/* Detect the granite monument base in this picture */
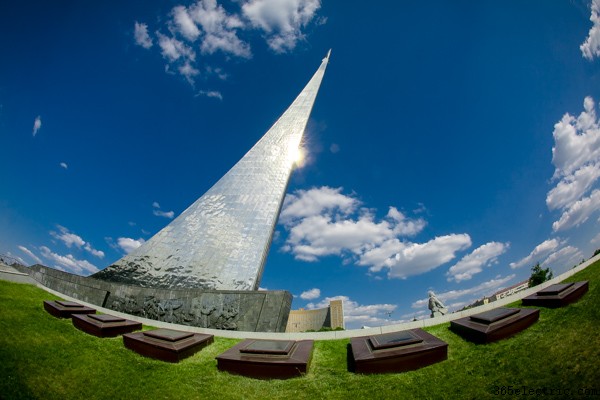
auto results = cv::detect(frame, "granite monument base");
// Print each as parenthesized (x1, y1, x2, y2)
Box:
(348, 329, 448, 374)
(216, 339, 313, 379)
(72, 313, 142, 337)
(450, 308, 539, 344)
(123, 329, 214, 362)
(522, 281, 589, 308)
(43, 300, 96, 319)
(26, 264, 291, 332)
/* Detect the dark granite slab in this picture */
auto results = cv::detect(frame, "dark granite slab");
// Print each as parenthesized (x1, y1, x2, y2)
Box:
(349, 329, 447, 374)
(216, 339, 314, 379)
(450, 307, 539, 344)
(71, 313, 141, 337)
(43, 300, 96, 319)
(123, 329, 214, 362)
(522, 281, 588, 308)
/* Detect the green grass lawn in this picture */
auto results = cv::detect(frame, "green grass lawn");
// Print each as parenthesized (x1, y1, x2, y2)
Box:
(1, 261, 599, 399)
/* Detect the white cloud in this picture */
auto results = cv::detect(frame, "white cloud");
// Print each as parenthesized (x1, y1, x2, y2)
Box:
(592, 231, 600, 245)
(172, 6, 201, 41)
(279, 186, 471, 279)
(581, 0, 600, 60)
(132, 0, 323, 86)
(411, 274, 516, 310)
(50, 225, 85, 248)
(552, 189, 600, 231)
(196, 90, 223, 100)
(547, 163, 600, 210)
(134, 22, 153, 49)
(179, 61, 200, 84)
(152, 202, 175, 219)
(32, 115, 42, 136)
(548, 97, 600, 233)
(307, 295, 397, 329)
(367, 234, 472, 279)
(299, 287, 320, 300)
(189, 0, 250, 58)
(542, 246, 583, 274)
(446, 241, 509, 282)
(18, 245, 42, 264)
(59, 162, 68, 169)
(242, 0, 322, 53)
(157, 33, 196, 63)
(117, 237, 146, 254)
(84, 244, 105, 259)
(50, 225, 104, 258)
(280, 186, 359, 224)
(550, 97, 600, 179)
(39, 246, 99, 275)
(509, 238, 562, 269)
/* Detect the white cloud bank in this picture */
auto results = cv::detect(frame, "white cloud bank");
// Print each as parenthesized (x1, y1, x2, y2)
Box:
(446, 241, 509, 282)
(18, 245, 42, 264)
(548, 96, 600, 232)
(39, 246, 99, 275)
(50, 225, 104, 258)
(242, 0, 323, 53)
(509, 238, 583, 275)
(279, 186, 476, 280)
(133, 0, 323, 85)
(581, 0, 600, 60)
(299, 287, 320, 300)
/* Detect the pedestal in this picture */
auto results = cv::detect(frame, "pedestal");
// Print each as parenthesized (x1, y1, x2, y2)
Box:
(349, 329, 447, 374)
(216, 339, 313, 379)
(450, 308, 539, 344)
(123, 329, 214, 362)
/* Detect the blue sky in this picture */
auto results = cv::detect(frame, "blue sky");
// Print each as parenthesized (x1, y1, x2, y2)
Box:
(1, 1, 600, 329)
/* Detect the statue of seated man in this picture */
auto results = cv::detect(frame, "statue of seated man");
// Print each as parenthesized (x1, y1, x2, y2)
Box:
(428, 291, 448, 318)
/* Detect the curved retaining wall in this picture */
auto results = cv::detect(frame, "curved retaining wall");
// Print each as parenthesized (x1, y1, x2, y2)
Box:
(23, 253, 600, 340)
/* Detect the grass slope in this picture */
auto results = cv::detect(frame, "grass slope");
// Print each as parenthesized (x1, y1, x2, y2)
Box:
(1, 261, 599, 399)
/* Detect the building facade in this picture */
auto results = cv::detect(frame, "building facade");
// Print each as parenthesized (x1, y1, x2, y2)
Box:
(285, 299, 344, 332)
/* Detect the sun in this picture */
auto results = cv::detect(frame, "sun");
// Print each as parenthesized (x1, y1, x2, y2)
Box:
(287, 142, 306, 168)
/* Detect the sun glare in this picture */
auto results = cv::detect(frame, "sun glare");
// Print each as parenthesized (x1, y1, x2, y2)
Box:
(287, 142, 306, 167)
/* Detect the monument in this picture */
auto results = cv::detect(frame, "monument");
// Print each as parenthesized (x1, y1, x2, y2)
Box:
(93, 50, 331, 291)
(25, 51, 331, 332)
(428, 291, 448, 318)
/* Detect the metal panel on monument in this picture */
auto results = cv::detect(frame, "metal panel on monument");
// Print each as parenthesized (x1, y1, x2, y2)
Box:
(92, 52, 331, 292)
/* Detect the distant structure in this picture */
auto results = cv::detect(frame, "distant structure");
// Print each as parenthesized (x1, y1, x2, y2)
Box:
(459, 280, 530, 311)
(0, 253, 25, 268)
(428, 291, 448, 318)
(93, 51, 331, 291)
(285, 299, 344, 332)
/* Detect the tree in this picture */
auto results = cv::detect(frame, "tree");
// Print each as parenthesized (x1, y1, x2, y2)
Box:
(528, 263, 553, 288)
